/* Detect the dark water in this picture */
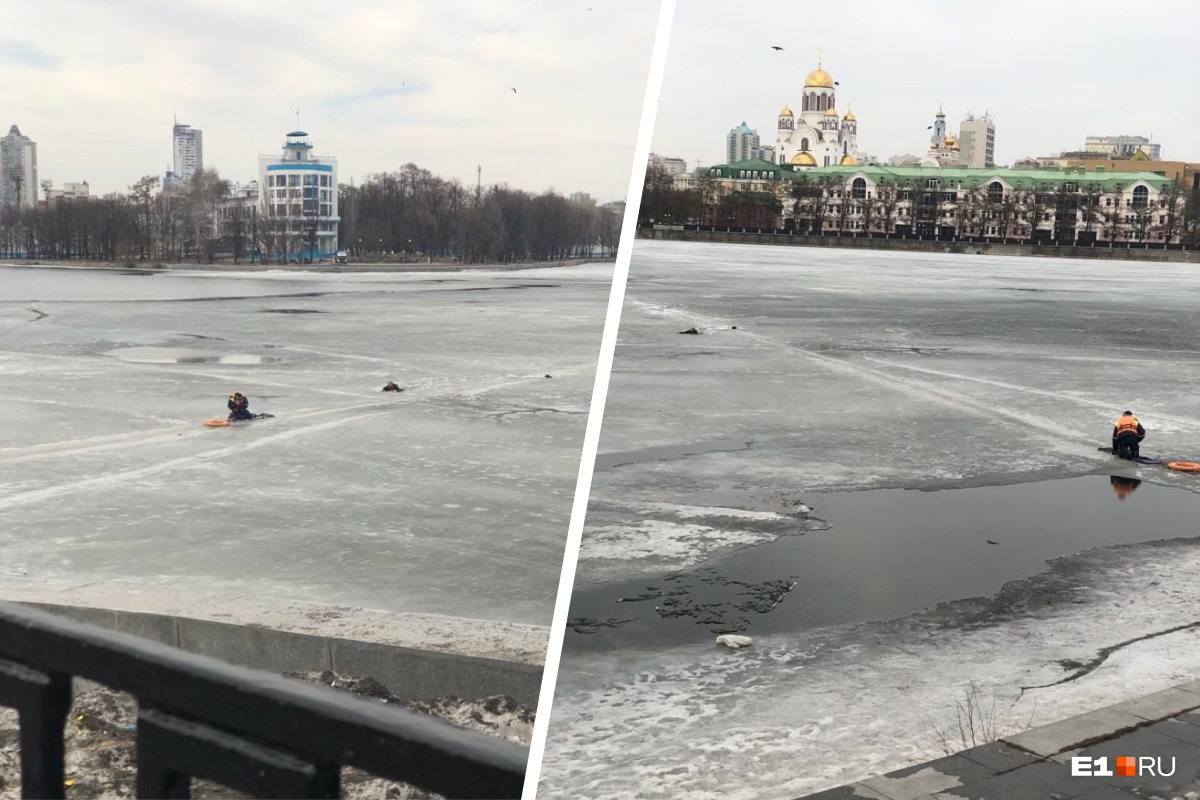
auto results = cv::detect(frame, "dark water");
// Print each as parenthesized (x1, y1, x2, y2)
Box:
(566, 475, 1200, 651)
(104, 347, 282, 365)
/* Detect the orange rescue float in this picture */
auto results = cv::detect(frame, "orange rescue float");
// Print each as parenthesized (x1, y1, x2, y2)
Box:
(1165, 461, 1200, 473)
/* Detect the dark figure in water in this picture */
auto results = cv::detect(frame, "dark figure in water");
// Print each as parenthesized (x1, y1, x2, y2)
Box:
(1112, 410, 1146, 460)
(1110, 475, 1142, 501)
(382, 381, 404, 392)
(228, 391, 254, 420)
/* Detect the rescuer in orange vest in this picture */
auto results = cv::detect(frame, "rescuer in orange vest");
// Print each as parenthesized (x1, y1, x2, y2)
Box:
(1112, 411, 1146, 460)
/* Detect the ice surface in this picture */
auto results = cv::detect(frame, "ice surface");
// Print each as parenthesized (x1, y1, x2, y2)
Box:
(0, 262, 612, 632)
(538, 243, 1200, 799)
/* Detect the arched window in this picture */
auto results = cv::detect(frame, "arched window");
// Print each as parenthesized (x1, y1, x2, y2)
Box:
(844, 142, 848, 155)
(802, 95, 808, 111)
(1132, 185, 1149, 208)
(801, 137, 809, 152)
(988, 181, 1004, 203)
(852, 178, 867, 199)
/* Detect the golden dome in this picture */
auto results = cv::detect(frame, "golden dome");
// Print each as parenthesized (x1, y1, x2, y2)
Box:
(804, 66, 834, 88)
(778, 105, 793, 117)
(935, 107, 945, 117)
(942, 134, 958, 149)
(791, 152, 817, 166)
(840, 154, 857, 166)
(843, 110, 856, 121)
(824, 106, 838, 116)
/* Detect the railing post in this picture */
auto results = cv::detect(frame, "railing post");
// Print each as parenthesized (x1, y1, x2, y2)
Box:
(0, 657, 72, 800)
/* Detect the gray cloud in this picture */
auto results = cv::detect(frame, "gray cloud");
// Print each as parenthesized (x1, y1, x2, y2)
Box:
(653, 0, 1200, 168)
(1, 0, 659, 200)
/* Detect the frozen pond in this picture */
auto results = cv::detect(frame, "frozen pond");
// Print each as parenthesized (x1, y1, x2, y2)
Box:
(538, 242, 1200, 799)
(0, 262, 612, 632)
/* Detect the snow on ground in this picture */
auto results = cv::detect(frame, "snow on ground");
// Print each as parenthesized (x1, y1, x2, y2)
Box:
(0, 262, 612, 646)
(537, 242, 1200, 799)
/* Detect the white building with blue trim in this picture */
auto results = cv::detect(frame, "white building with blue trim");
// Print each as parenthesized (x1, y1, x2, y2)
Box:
(257, 131, 339, 259)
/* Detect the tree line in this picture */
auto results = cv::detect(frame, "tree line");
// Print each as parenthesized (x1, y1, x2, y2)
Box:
(341, 164, 620, 263)
(639, 164, 1200, 247)
(0, 163, 620, 264)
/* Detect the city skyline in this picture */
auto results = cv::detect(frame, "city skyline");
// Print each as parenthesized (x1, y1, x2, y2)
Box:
(653, 0, 1200, 171)
(0, 0, 659, 201)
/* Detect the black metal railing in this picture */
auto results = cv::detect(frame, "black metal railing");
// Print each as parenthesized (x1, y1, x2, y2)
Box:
(0, 601, 528, 799)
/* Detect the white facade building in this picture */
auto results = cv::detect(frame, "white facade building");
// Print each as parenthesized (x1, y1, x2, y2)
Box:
(649, 153, 689, 177)
(1085, 135, 1161, 160)
(172, 122, 203, 182)
(772, 57, 859, 169)
(0, 125, 39, 208)
(958, 114, 996, 169)
(257, 131, 339, 259)
(40, 180, 90, 203)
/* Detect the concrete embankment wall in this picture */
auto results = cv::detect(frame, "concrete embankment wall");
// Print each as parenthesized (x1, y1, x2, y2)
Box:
(638, 228, 1200, 264)
(26, 602, 543, 707)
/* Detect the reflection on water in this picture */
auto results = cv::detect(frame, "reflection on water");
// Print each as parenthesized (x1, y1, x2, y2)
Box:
(1110, 475, 1142, 501)
(567, 474, 1200, 651)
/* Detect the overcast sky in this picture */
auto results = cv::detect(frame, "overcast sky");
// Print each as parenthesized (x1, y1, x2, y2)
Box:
(0, 0, 659, 201)
(652, 0, 1200, 169)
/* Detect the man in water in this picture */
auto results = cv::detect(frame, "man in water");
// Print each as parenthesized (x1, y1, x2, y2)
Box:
(228, 391, 254, 421)
(1112, 410, 1146, 460)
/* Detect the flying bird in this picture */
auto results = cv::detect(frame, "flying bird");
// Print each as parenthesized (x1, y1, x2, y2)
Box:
(986, 540, 999, 545)
(771, 45, 784, 51)
(834, 81, 840, 86)
(511, 87, 517, 94)
(926, 125, 933, 129)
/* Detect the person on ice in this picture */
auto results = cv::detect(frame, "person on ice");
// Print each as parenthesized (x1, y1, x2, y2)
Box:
(227, 391, 254, 421)
(1112, 410, 1146, 460)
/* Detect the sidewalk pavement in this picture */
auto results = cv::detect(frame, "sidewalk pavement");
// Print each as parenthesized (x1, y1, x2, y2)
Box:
(802, 680, 1200, 799)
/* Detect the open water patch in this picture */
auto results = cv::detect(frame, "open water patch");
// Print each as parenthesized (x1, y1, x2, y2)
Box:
(566, 474, 1200, 651)
(103, 346, 282, 365)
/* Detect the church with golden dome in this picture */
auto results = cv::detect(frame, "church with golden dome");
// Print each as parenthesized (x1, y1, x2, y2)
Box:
(772, 55, 860, 170)
(922, 107, 963, 167)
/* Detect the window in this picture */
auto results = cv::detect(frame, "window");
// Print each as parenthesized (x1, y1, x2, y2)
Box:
(320, 175, 330, 187)
(801, 138, 809, 151)
(288, 175, 300, 187)
(320, 204, 331, 216)
(1132, 185, 1149, 208)
(926, 178, 940, 189)
(851, 177, 866, 199)
(1064, 182, 1078, 192)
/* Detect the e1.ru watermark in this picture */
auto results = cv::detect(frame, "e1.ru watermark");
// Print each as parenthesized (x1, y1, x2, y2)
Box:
(1071, 756, 1175, 777)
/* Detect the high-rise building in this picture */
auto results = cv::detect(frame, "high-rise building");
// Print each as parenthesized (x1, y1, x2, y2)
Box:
(172, 121, 203, 183)
(1085, 135, 1160, 160)
(958, 114, 996, 169)
(0, 125, 39, 208)
(258, 130, 340, 259)
(727, 122, 761, 164)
